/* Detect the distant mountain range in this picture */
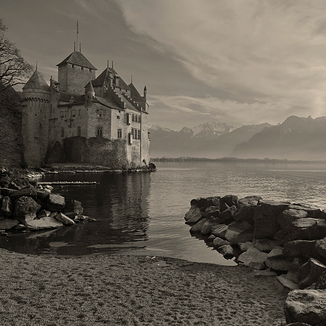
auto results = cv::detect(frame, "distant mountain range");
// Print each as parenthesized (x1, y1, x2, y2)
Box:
(149, 121, 271, 158)
(149, 116, 326, 160)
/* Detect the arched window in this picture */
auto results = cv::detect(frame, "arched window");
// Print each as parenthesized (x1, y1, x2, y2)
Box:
(77, 126, 81, 137)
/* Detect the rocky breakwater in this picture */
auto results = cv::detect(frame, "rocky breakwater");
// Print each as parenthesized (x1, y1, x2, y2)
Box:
(185, 195, 326, 326)
(0, 169, 91, 234)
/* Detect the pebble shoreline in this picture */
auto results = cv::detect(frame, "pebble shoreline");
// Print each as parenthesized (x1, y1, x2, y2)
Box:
(0, 249, 287, 326)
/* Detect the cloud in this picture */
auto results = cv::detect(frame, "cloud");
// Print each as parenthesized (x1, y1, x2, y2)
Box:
(117, 0, 326, 125)
(148, 94, 298, 130)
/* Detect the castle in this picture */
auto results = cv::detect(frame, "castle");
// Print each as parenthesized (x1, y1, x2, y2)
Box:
(21, 47, 150, 169)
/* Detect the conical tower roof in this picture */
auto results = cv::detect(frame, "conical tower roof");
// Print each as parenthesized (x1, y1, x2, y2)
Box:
(23, 70, 50, 91)
(85, 80, 95, 95)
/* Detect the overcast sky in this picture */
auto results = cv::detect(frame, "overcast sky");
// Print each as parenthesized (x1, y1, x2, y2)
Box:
(2, 0, 326, 130)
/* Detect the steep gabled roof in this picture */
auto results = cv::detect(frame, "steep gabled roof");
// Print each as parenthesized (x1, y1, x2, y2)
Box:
(128, 82, 144, 102)
(92, 69, 108, 87)
(23, 70, 50, 91)
(57, 51, 97, 70)
(92, 67, 130, 91)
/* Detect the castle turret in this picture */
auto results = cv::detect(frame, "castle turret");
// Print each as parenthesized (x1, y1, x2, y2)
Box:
(57, 51, 97, 95)
(143, 86, 147, 101)
(85, 81, 95, 105)
(22, 70, 51, 167)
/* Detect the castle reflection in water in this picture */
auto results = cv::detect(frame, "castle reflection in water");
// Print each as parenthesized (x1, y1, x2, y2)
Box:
(0, 172, 151, 255)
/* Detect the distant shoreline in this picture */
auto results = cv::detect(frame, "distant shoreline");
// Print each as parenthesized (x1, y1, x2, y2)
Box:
(151, 156, 326, 164)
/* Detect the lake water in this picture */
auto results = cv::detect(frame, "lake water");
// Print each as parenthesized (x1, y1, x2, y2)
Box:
(1, 161, 326, 266)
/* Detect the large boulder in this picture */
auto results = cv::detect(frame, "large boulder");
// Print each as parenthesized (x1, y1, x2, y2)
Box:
(0, 219, 19, 230)
(185, 206, 203, 224)
(276, 274, 299, 291)
(211, 224, 228, 239)
(216, 244, 234, 259)
(45, 194, 66, 211)
(36, 188, 51, 201)
(202, 206, 220, 219)
(26, 216, 64, 230)
(286, 258, 306, 284)
(190, 196, 220, 210)
(237, 247, 268, 267)
(62, 199, 84, 217)
(190, 218, 207, 233)
(279, 210, 326, 241)
(231, 228, 254, 244)
(213, 237, 230, 249)
(10, 185, 37, 200)
(284, 289, 326, 325)
(298, 258, 326, 289)
(253, 200, 289, 239)
(224, 221, 253, 244)
(253, 239, 278, 252)
(14, 196, 41, 222)
(201, 217, 220, 235)
(265, 256, 292, 272)
(234, 195, 261, 224)
(283, 240, 321, 260)
(218, 205, 237, 224)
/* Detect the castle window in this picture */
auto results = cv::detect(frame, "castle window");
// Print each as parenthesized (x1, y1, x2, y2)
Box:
(137, 130, 141, 140)
(72, 109, 76, 118)
(132, 114, 135, 122)
(77, 126, 81, 136)
(97, 126, 103, 137)
(117, 129, 122, 139)
(97, 109, 103, 118)
(60, 111, 64, 119)
(61, 127, 65, 137)
(117, 116, 120, 119)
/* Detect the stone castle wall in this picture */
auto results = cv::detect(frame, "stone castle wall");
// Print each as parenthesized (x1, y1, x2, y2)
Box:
(58, 64, 95, 95)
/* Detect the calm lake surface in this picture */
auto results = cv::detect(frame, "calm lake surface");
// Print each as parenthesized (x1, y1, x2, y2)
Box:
(2, 161, 326, 266)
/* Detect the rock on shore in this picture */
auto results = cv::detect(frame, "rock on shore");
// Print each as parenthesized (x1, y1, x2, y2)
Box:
(185, 194, 326, 325)
(0, 169, 89, 233)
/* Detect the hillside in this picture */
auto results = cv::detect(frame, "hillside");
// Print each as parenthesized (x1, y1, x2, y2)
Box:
(233, 115, 326, 160)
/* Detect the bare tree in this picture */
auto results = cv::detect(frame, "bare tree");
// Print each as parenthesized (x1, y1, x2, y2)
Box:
(0, 19, 33, 90)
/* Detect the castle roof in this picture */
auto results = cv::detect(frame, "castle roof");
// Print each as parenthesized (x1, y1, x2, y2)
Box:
(92, 67, 131, 91)
(23, 70, 50, 91)
(57, 51, 97, 70)
(128, 82, 144, 102)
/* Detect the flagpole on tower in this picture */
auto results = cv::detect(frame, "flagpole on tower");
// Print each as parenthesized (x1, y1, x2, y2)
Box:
(76, 21, 79, 52)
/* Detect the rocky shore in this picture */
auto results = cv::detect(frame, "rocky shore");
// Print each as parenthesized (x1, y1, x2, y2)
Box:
(185, 195, 326, 325)
(0, 169, 92, 234)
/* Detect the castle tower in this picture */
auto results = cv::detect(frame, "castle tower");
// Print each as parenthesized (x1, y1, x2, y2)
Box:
(57, 50, 97, 95)
(22, 70, 51, 167)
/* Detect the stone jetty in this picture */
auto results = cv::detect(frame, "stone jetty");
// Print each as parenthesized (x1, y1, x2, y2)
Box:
(185, 195, 326, 326)
(0, 169, 92, 234)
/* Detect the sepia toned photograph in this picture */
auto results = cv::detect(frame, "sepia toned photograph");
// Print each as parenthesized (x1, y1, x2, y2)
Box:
(1, 1, 326, 325)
